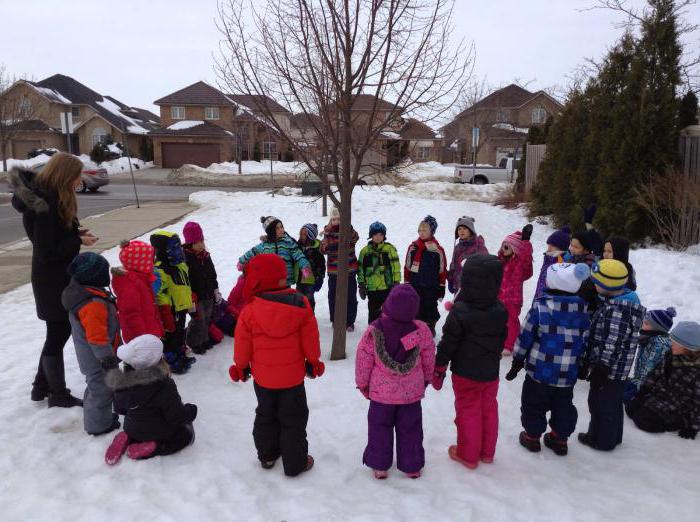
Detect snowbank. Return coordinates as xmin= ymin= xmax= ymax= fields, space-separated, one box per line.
xmin=187 ymin=160 xmax=306 ymax=176
xmin=396 ymin=161 xmax=455 ymax=182
xmin=1 ymin=187 xmax=698 ymax=521
xmin=2 ymin=154 xmax=152 ymax=176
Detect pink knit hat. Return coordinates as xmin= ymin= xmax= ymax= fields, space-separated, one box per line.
xmin=502 ymin=231 xmax=525 ymax=256
xmin=183 ymin=221 xmax=204 ymax=244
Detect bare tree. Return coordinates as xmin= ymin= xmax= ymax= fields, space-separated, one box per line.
xmin=0 ymin=65 xmax=39 ymax=171
xmin=216 ymin=0 xmax=471 ymax=359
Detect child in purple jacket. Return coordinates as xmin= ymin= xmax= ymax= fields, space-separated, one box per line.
xmin=447 ymin=216 xmax=488 ymax=295
xmin=355 ymin=284 xmax=436 ymax=479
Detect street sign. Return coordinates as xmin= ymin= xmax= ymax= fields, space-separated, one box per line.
xmin=471 ymin=127 xmax=480 ymax=148
xmin=60 ymin=112 xmax=74 ymax=134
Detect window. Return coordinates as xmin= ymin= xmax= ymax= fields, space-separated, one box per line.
xmin=496 ymin=109 xmax=511 ymax=123
xmin=205 ymin=107 xmax=220 ymax=120
xmin=71 ymin=106 xmax=80 ymax=119
xmin=171 ymin=106 xmax=185 ymax=119
xmin=417 ymin=146 xmax=432 ymax=160
xmin=18 ymin=97 xmax=32 ymax=116
xmin=532 ymin=107 xmax=546 ymax=124
xmin=263 ymin=141 xmax=277 ymax=160
xmin=92 ymin=127 xmax=108 ymax=147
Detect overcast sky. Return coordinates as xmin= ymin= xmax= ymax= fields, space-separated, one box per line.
xmin=1 ymin=0 xmax=696 ymax=114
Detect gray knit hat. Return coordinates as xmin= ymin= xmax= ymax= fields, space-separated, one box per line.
xmin=455 ymin=216 xmax=476 ymax=239
xmin=260 ymin=216 xmax=282 ymax=238
xmin=670 ymin=321 xmax=700 ymax=352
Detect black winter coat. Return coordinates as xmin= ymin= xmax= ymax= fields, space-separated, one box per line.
xmin=184 ymin=247 xmax=219 ymax=301
xmin=10 ymin=169 xmax=81 ymax=321
xmin=107 ymin=360 xmax=197 ymax=441
xmin=436 ymin=255 xmax=508 ymax=381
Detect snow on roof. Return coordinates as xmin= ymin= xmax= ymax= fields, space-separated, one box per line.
xmin=492 ymin=123 xmax=529 ymax=134
xmin=96 ymin=98 xmax=149 ymax=134
xmin=32 ymin=85 xmax=72 ymax=104
xmin=167 ymin=120 xmax=206 ymax=130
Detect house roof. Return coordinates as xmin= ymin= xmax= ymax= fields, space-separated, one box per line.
xmin=291 ymin=112 xmax=322 ymax=130
xmin=28 ymin=74 xmax=157 ymax=134
xmin=6 ymin=119 xmax=60 ymax=132
xmin=351 ymin=94 xmax=400 ymax=112
xmin=399 ymin=118 xmax=437 ymax=140
xmin=228 ymin=94 xmax=290 ymax=114
xmin=104 ymin=96 xmax=161 ymax=125
xmin=148 ymin=120 xmax=232 ymax=138
xmin=154 ymin=81 xmax=235 ymax=106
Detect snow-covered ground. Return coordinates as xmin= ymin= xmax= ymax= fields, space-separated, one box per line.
xmin=2 ymin=153 xmax=153 ymax=176
xmin=1 ymin=187 xmax=698 ymax=521
xmin=181 ymin=160 xmax=307 ymax=176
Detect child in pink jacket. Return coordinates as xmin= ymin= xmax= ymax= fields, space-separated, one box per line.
xmin=498 ymin=225 xmax=534 ymax=354
xmin=355 ymin=284 xmax=436 ymax=480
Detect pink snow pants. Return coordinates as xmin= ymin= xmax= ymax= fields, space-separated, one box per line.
xmin=503 ymin=302 xmax=522 ymax=352
xmin=452 ymin=375 xmax=499 ymax=464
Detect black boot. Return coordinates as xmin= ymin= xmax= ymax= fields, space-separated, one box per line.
xmin=31 ymin=359 xmax=49 ymax=401
xmin=543 ymin=432 xmax=568 ymax=456
xmin=42 ymin=355 xmax=83 ymax=408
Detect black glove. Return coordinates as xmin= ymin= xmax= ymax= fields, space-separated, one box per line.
xmin=185 ymin=403 xmax=198 ymax=422
xmin=505 ymin=359 xmax=524 ymax=381
xmin=359 ymin=284 xmax=367 ymax=300
xmin=101 ymin=355 xmax=120 ymax=371
xmin=583 ymin=204 xmax=597 ymax=225
xmin=521 ymin=224 xmax=533 ymax=241
xmin=577 ymin=364 xmax=590 ymax=381
xmin=589 ymin=365 xmax=609 ymax=383
xmin=437 ymin=286 xmax=446 ymax=300
xmin=678 ymin=427 xmax=697 ymax=440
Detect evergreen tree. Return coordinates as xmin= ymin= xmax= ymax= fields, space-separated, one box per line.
xmin=679 ymin=90 xmax=699 ymax=128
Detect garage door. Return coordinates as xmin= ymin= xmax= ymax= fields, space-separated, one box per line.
xmin=161 ymin=143 xmax=220 ymax=168
xmin=13 ymin=140 xmax=42 ymax=159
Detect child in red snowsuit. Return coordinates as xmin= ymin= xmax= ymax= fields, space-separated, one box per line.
xmin=498 ymin=225 xmax=533 ymax=354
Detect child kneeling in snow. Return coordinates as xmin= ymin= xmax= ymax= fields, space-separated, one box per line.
xmin=355 ymin=284 xmax=436 ymax=479
xmin=505 ymin=263 xmax=591 ymax=456
xmin=63 ymin=252 xmax=121 ymax=436
xmin=230 ymin=254 xmax=324 ymax=477
xmin=625 ymin=321 xmax=700 ymax=440
xmin=433 ymin=255 xmax=508 ymax=469
xmin=105 ymin=334 xmax=197 ymax=465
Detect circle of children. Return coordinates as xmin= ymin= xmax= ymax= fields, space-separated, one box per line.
xmin=63 ymin=203 xmax=699 ymax=476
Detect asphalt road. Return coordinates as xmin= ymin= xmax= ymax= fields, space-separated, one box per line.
xmin=0 ymin=181 xmax=265 ymax=245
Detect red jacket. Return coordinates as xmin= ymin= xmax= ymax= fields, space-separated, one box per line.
xmin=498 ymin=242 xmax=534 ymax=307
xmin=234 ymin=289 xmax=321 ymax=389
xmin=112 ymin=268 xmax=164 ymax=343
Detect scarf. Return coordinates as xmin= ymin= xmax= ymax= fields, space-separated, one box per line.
xmin=409 ymin=237 xmax=443 ymax=273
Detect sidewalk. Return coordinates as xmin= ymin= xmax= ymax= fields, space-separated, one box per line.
xmin=0 ymin=200 xmax=196 ymax=294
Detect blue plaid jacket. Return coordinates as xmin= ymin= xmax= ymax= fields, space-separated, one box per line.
xmin=514 ymin=293 xmax=590 ymax=387
xmin=583 ymin=291 xmax=646 ymax=381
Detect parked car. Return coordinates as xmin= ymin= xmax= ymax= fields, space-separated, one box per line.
xmin=31 ymin=162 xmax=109 ymax=193
xmin=453 ymin=157 xmax=517 ymax=184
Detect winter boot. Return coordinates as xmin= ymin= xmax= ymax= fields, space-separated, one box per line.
xmin=301 ymin=455 xmax=315 ymax=473
xmin=260 ymin=459 xmax=277 ymax=470
xmin=31 ymin=360 xmax=49 ymax=401
xmin=406 ymin=471 xmax=421 ymax=479
xmin=480 ymin=456 xmax=494 ymax=464
xmin=164 ymin=351 xmax=189 ymax=374
xmin=544 ymin=432 xmax=568 ymax=456
xmin=448 ymin=445 xmax=478 ymax=469
xmin=105 ymin=431 xmax=130 ymax=466
xmin=126 ymin=441 xmax=158 ymax=460
xmin=89 ymin=417 xmax=121 ymax=437
xmin=577 ymin=432 xmax=603 ymax=450
xmin=374 ymin=470 xmax=388 ymax=479
xmin=191 ymin=344 xmax=208 ymax=355
xmin=519 ymin=431 xmax=541 ymax=453
xmin=346 ymin=325 xmax=355 ymax=333
xmin=43 ymin=355 xmax=83 ymax=408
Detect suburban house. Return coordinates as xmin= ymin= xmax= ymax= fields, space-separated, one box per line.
xmin=0 ymin=74 xmax=159 ymax=160
xmin=150 ymin=81 xmax=292 ymax=168
xmin=440 ymin=84 xmax=563 ymax=165
xmin=397 ymin=118 xmax=442 ymax=163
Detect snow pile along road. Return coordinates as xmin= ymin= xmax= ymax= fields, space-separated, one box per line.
xmin=0 ymin=187 xmax=698 ymax=521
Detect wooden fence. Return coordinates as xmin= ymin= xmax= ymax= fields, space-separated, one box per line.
xmin=680 ymin=134 xmax=699 ymax=179
xmin=524 ymin=144 xmax=547 ymax=193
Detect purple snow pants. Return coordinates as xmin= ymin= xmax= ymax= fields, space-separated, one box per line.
xmin=363 ymin=400 xmax=424 ymax=473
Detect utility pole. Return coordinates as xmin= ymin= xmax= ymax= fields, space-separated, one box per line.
xmin=121 ymin=122 xmax=140 ymax=208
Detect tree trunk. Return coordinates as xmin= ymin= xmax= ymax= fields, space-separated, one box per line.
xmin=1 ymin=140 xmax=7 ymax=172
xmin=330 ymin=187 xmax=353 ymax=360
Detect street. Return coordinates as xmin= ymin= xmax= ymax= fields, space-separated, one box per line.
xmin=0 ymin=181 xmax=266 ymax=245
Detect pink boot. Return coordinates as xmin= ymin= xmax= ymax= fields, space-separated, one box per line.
xmin=406 ymin=471 xmax=421 ymax=479
xmin=448 ymin=445 xmax=478 ymax=469
xmin=105 ymin=431 xmax=130 ymax=466
xmin=126 ymin=441 xmax=158 ymax=460
xmin=374 ymin=470 xmax=388 ymax=479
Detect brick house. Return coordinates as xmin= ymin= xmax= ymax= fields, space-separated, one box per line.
xmin=398 ymin=118 xmax=441 ymax=162
xmin=151 ymin=81 xmax=292 ymax=168
xmin=0 ymin=74 xmax=158 ymax=160
xmin=441 ymin=84 xmax=563 ymax=165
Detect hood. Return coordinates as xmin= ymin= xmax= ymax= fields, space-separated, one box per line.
xmin=106 ymin=359 xmax=170 ymax=390
xmin=457 ymin=254 xmax=503 ymax=307
xmin=606 ymin=236 xmax=630 ymax=265
xmin=250 ymin=291 xmax=309 ymax=338
xmin=150 ymin=230 xmax=184 ymax=266
xmin=111 ymin=267 xmax=153 ymax=291
xmin=382 ymin=284 xmax=419 ymax=323
xmin=61 ymin=278 xmax=111 ymax=312
xmin=9 ymin=168 xmax=50 ymax=215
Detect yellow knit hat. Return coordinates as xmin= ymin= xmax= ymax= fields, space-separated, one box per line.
xmin=591 ymin=259 xmax=629 ymax=290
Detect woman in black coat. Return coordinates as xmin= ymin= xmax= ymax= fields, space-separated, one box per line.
xmin=10 ymin=152 xmax=98 ymax=407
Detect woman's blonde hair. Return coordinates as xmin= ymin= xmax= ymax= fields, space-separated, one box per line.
xmin=35 ymin=152 xmax=83 ymax=226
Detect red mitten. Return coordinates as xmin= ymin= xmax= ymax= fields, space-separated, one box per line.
xmin=208 ymin=324 xmax=224 ymax=345
xmin=158 ymin=305 xmax=176 ymax=332
xmin=358 ymin=386 xmax=370 ymax=400
xmin=444 ymin=301 xmax=454 ymax=311
xmin=305 ymin=360 xmax=325 ymax=378
xmin=432 ymin=365 xmax=447 ymax=390
xmin=229 ymin=365 xmax=250 ymax=382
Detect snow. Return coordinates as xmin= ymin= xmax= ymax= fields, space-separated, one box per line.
xmin=492 ymin=123 xmax=529 ymax=134
xmin=106 ymin=143 xmax=122 ymax=155
xmin=2 ymin=153 xmax=54 ymax=171
xmin=175 ymin=160 xmax=307 ymax=178
xmin=167 ymin=120 xmax=206 ymax=131
xmin=32 ymin=85 xmax=71 ymax=104
xmin=1 ymin=187 xmax=699 ymax=521
xmin=1 ymin=153 xmax=152 ymax=176
xmin=95 ymin=99 xmax=149 ymax=135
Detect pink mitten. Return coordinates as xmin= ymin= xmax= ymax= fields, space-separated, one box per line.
xmin=444 ymin=301 xmax=454 ymax=311
xmin=301 ymin=266 xmax=313 ymax=280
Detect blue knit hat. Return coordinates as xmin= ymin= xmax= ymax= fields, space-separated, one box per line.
xmin=670 ymin=321 xmax=700 ymax=352
xmin=368 ymin=221 xmax=387 ymax=239
xmin=646 ymin=307 xmax=676 ymax=333
xmin=302 ymin=223 xmax=318 ymax=241
xmin=421 ymin=215 xmax=438 ymax=236
xmin=67 ymin=252 xmax=110 ymax=287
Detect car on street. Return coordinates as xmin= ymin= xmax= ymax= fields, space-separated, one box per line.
xmin=31 ymin=162 xmax=110 ymax=193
